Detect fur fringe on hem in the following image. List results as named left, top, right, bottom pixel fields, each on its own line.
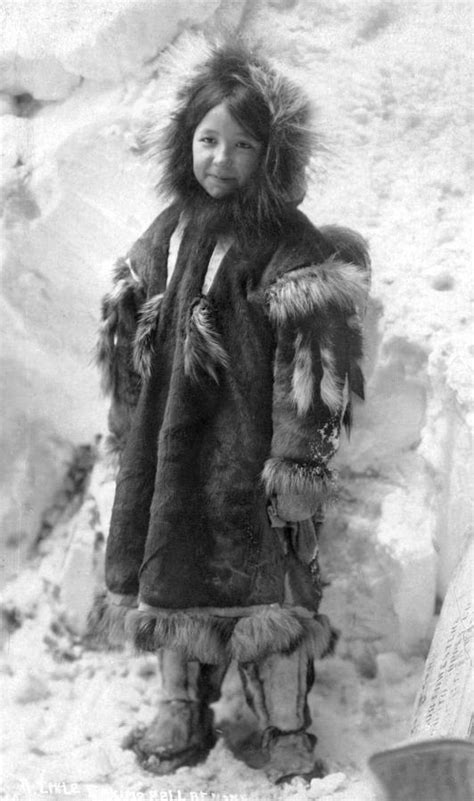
left=261, top=457, right=335, bottom=499
left=87, top=594, right=333, bottom=664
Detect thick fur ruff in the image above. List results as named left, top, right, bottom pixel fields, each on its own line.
left=266, top=258, right=370, bottom=325
left=140, top=38, right=319, bottom=236
left=184, top=297, right=229, bottom=384
left=133, top=293, right=164, bottom=378
left=262, top=456, right=334, bottom=498
left=88, top=596, right=331, bottom=664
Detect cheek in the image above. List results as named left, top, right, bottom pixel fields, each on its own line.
left=239, top=153, right=261, bottom=184
left=192, top=148, right=205, bottom=182
left=191, top=142, right=199, bottom=170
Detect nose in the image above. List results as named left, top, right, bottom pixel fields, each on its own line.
left=214, top=143, right=232, bottom=166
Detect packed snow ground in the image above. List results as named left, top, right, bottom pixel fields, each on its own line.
left=0, top=0, right=472, bottom=799
left=0, top=543, right=425, bottom=801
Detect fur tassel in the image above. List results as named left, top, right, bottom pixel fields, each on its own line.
left=291, top=332, right=314, bottom=416
left=262, top=457, right=334, bottom=498
left=133, top=293, right=164, bottom=378
left=267, top=258, right=369, bottom=325
left=184, top=297, right=229, bottom=384
left=96, top=257, right=145, bottom=396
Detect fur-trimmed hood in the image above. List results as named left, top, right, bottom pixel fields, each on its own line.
left=141, top=40, right=318, bottom=233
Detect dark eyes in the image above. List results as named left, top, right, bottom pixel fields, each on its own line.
left=199, top=137, right=254, bottom=149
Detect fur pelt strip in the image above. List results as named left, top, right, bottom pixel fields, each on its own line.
left=266, top=258, right=370, bottom=325
left=291, top=332, right=314, bottom=416
left=261, top=456, right=335, bottom=498
left=133, top=293, right=164, bottom=378
left=183, top=297, right=229, bottom=384
left=319, top=343, right=346, bottom=415
left=87, top=594, right=332, bottom=664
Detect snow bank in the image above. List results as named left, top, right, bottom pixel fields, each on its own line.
left=0, top=0, right=238, bottom=99
left=0, top=0, right=246, bottom=577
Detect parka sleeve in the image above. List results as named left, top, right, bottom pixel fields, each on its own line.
left=262, top=227, right=371, bottom=521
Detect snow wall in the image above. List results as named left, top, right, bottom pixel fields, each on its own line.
left=0, top=0, right=472, bottom=662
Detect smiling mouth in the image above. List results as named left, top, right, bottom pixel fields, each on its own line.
left=209, top=174, right=235, bottom=182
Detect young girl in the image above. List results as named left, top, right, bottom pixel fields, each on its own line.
left=93, top=42, right=370, bottom=783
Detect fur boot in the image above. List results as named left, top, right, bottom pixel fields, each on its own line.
left=238, top=648, right=323, bottom=784
left=122, top=649, right=227, bottom=774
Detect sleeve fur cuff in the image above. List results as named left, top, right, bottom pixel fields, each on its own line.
left=262, top=456, right=335, bottom=499
left=266, top=257, right=369, bottom=325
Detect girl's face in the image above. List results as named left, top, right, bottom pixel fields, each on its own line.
left=192, top=103, right=263, bottom=199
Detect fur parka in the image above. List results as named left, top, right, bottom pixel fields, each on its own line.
left=92, top=44, right=370, bottom=665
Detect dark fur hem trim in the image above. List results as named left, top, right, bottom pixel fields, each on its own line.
left=267, top=258, right=370, bottom=325
left=133, top=293, right=164, bottom=378
left=86, top=595, right=332, bottom=664
left=261, top=457, right=335, bottom=499
left=231, top=606, right=306, bottom=662
left=125, top=609, right=232, bottom=663
left=85, top=591, right=137, bottom=649
left=299, top=614, right=337, bottom=659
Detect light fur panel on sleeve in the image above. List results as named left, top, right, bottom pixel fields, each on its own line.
left=262, top=239, right=370, bottom=501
